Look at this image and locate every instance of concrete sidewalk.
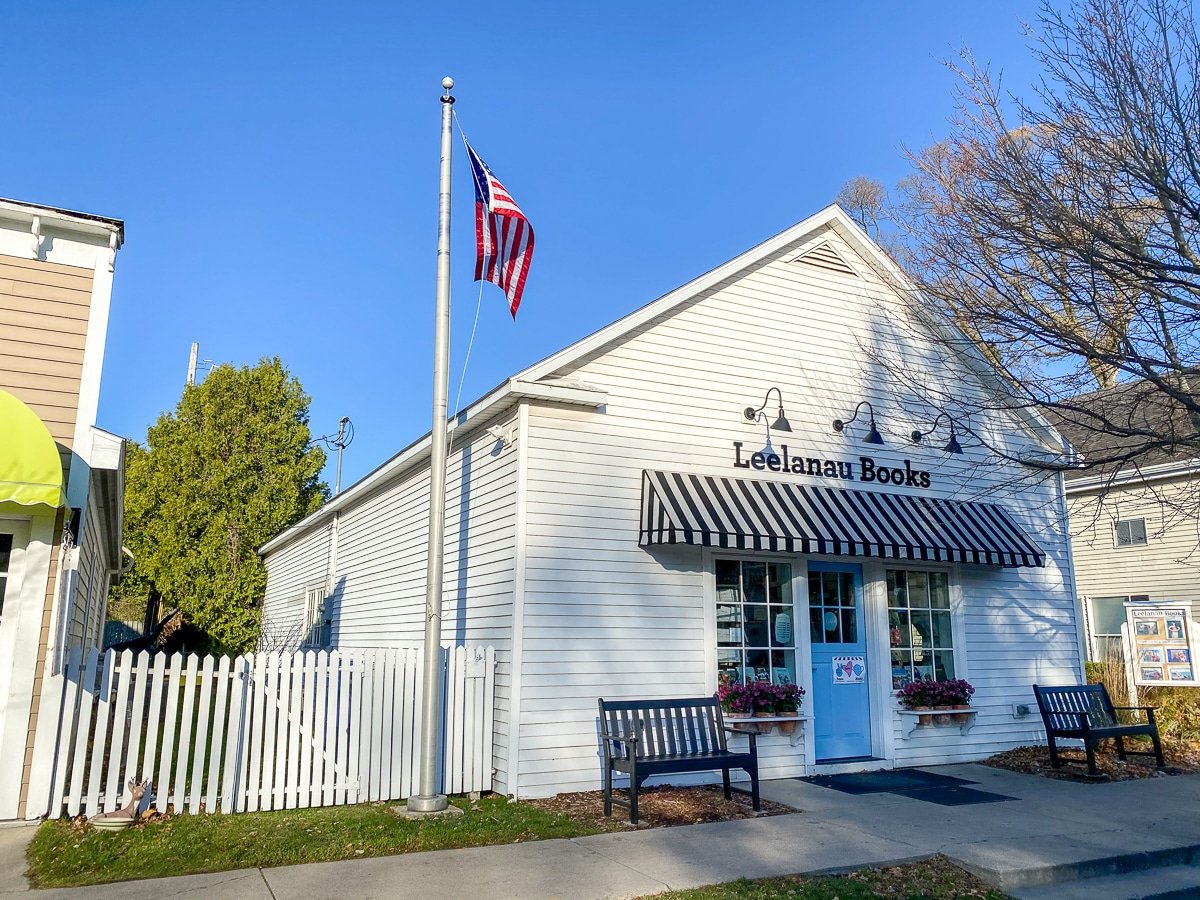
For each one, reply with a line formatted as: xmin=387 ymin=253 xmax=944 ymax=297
xmin=4 ymin=765 xmax=1200 ymax=898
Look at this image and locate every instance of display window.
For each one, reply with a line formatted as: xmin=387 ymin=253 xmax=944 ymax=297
xmin=716 ymin=559 xmax=797 ymax=686
xmin=888 ymin=569 xmax=955 ymax=687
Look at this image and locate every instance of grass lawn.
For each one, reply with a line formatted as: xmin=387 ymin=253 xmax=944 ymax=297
xmin=648 ymin=857 xmax=1010 ymax=899
xmin=27 ymin=795 xmax=604 ymax=888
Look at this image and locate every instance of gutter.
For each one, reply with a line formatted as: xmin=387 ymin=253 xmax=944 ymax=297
xmin=1064 ymin=458 xmax=1200 ymax=494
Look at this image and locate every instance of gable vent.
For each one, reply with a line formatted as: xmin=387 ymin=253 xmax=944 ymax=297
xmin=792 ymin=242 xmax=859 ymax=278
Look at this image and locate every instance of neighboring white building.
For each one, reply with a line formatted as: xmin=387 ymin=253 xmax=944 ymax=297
xmin=0 ymin=197 xmax=126 ymax=818
xmin=261 ymin=205 xmax=1082 ymax=799
xmin=1055 ymin=383 xmax=1200 ymax=660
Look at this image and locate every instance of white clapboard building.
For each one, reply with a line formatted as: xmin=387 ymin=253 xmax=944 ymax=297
xmin=260 ymin=205 xmax=1082 ymax=798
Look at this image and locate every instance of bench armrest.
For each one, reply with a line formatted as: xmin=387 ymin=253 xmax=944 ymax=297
xmin=598 ymin=730 xmax=638 ymax=746
xmin=723 ymin=725 xmax=759 ymax=753
xmin=1111 ymin=705 xmax=1158 ymax=726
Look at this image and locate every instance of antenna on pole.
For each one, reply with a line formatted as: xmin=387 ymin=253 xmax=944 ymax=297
xmin=311 ymin=417 xmax=355 ymax=494
xmin=186 ymin=342 xmax=214 ymax=387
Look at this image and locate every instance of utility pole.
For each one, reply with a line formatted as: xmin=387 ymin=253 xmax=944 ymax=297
xmin=186 ymin=342 xmax=199 ymax=386
xmin=334 ymin=416 xmax=350 ymax=494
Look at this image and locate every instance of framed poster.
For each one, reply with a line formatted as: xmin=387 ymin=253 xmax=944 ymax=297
xmin=832 ymin=655 xmax=866 ymax=684
xmin=1128 ymin=605 xmax=1199 ymax=687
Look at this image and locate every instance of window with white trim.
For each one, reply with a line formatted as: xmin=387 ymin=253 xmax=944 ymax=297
xmin=303 ymin=584 xmax=329 ymax=647
xmin=888 ymin=569 xmax=955 ymax=688
xmin=1088 ymin=594 xmax=1149 ymax=660
xmin=1115 ymin=518 xmax=1148 ymax=547
xmin=716 ymin=559 xmax=796 ymax=686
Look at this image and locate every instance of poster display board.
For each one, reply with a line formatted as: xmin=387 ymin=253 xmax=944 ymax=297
xmin=1127 ymin=606 xmax=1197 ymax=686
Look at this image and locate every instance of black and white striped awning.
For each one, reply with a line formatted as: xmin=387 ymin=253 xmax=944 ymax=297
xmin=639 ymin=470 xmax=1045 ymax=568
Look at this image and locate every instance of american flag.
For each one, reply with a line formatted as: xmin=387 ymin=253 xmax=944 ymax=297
xmin=464 ymin=140 xmax=534 ymax=317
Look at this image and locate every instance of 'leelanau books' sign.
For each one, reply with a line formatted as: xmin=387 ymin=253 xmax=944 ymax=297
xmin=1128 ymin=606 xmax=1197 ymax=686
xmin=732 ymin=442 xmax=933 ymax=489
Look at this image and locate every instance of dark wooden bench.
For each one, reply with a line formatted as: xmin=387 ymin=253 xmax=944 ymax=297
xmin=598 ymin=696 xmax=760 ymax=824
xmin=1032 ymin=683 xmax=1164 ymax=777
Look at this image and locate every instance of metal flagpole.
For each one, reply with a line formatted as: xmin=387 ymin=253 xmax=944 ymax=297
xmin=407 ymin=75 xmax=456 ymax=815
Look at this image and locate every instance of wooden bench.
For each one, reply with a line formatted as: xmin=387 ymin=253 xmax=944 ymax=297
xmin=1032 ymin=683 xmax=1164 ymax=777
xmin=598 ymin=697 xmax=760 ymax=824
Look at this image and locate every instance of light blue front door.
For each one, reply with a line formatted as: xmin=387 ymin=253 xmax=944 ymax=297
xmin=809 ymin=562 xmax=872 ymax=760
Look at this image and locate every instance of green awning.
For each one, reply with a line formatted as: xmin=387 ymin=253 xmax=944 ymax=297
xmin=0 ymin=388 xmax=66 ymax=510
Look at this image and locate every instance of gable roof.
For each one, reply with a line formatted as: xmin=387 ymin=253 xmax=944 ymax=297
xmin=1049 ymin=381 xmax=1200 ymax=485
xmin=262 ymin=204 xmax=1061 ymax=555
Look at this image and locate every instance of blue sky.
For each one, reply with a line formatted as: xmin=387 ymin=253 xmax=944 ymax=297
xmin=1 ymin=2 xmax=1044 ymax=488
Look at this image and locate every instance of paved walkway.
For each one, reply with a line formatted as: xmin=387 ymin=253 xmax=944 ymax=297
xmin=3 ymin=765 xmax=1199 ymax=898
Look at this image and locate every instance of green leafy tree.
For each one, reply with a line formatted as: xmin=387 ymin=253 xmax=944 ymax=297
xmin=113 ymin=358 xmax=327 ymax=652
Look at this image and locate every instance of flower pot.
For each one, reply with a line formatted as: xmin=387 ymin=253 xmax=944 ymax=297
xmin=951 ymin=704 xmax=971 ymax=725
xmin=910 ymin=706 xmax=934 ymax=726
xmin=725 ymin=711 xmax=751 ymax=720
xmin=777 ymin=711 xmax=799 ymax=735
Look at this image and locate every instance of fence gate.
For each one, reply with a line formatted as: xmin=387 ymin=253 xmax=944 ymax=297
xmin=25 ymin=645 xmax=495 ymax=819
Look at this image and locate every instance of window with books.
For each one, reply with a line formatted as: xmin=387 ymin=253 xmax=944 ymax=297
xmin=716 ymin=559 xmax=796 ymax=687
xmin=888 ymin=569 xmax=955 ymax=688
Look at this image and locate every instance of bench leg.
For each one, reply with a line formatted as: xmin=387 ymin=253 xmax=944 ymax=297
xmin=747 ymin=764 xmax=760 ymax=812
xmin=1047 ymin=735 xmax=1062 ymax=768
xmin=603 ymin=765 xmax=613 ymax=817
xmin=629 ymin=777 xmax=640 ymax=825
xmin=722 ymin=767 xmax=732 ymax=800
xmin=1085 ymin=740 xmax=1099 ymax=777
xmin=1114 ymin=736 xmax=1127 ymax=761
xmin=1152 ymin=731 xmax=1166 ymax=769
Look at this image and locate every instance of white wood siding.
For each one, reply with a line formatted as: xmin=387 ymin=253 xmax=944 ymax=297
xmin=261 ymin=520 xmax=332 ymax=643
xmin=514 ymin=226 xmax=1077 ymax=795
xmin=262 ymin=413 xmax=519 ymax=794
xmin=66 ymin=494 xmax=109 ymax=652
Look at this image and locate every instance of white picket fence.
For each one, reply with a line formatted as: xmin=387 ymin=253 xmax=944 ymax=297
xmin=25 ymin=645 xmax=495 ymax=819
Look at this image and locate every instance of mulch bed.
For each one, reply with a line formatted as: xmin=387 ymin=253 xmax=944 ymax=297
xmin=526 ymin=784 xmax=794 ymax=830
xmin=983 ymin=738 xmax=1200 ymax=782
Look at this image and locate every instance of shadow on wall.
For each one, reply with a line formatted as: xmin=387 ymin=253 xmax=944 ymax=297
xmin=324 ymin=574 xmax=347 ymax=648
xmin=454 ymin=440 xmax=474 ymax=647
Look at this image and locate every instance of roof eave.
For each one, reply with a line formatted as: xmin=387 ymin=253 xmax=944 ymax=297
xmin=0 ymin=197 xmax=124 ymax=248
xmin=258 ymin=378 xmax=608 ymax=556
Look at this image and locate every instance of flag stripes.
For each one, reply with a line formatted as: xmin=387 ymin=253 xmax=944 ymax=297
xmin=464 ymin=139 xmax=534 ymax=317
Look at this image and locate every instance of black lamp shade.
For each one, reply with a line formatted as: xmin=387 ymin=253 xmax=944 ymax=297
xmin=864 ymin=419 xmax=884 ymax=445
xmin=771 ymin=411 xmax=792 ymax=432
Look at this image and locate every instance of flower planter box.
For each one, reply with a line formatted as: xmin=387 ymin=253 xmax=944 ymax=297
xmin=897 ymin=707 xmax=977 ymax=738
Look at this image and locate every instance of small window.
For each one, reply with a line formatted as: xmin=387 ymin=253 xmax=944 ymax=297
xmin=303 ymin=584 xmax=329 ymax=647
xmin=1115 ymin=518 xmax=1148 ymax=547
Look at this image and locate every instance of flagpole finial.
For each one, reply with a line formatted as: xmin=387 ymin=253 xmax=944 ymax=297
xmin=442 ymin=76 xmax=454 ymax=96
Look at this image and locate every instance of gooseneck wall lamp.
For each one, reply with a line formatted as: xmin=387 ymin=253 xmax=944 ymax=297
xmin=911 ymin=414 xmax=964 ymax=454
xmin=743 ymin=387 xmax=793 ymax=433
xmin=832 ymin=401 xmax=884 ymax=445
